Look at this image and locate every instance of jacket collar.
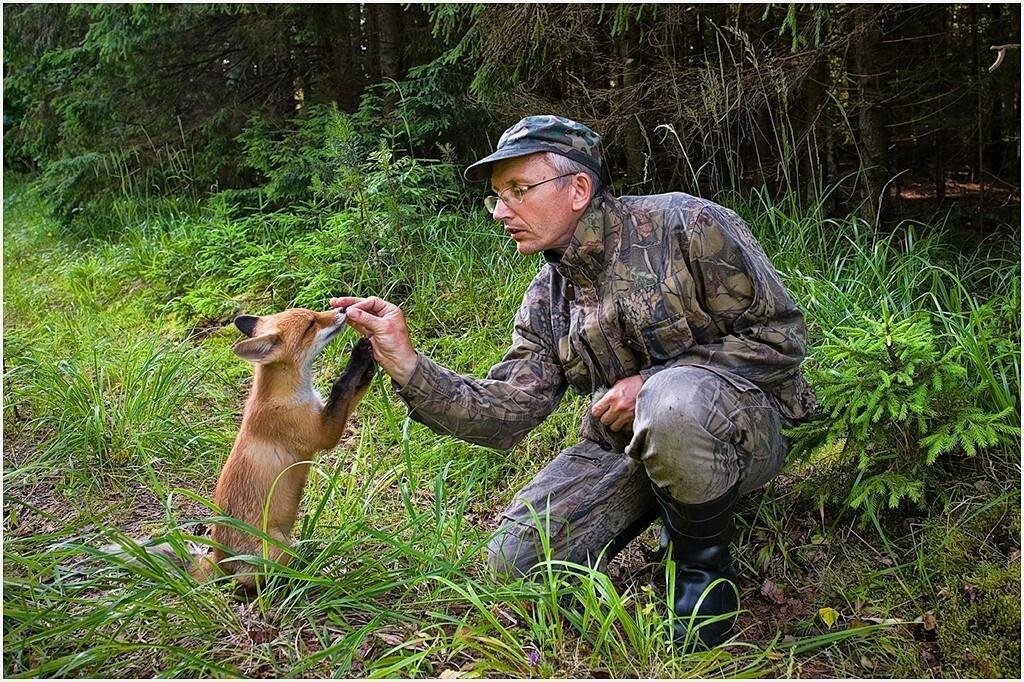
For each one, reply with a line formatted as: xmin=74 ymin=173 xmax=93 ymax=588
xmin=543 ymin=192 xmax=623 ymax=284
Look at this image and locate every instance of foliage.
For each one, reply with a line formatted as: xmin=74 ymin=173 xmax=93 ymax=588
xmin=4 ymin=158 xmax=1019 ymax=677
xmin=786 ymin=310 xmax=1019 ymax=521
xmin=5 ymin=4 xmax=1019 ymax=228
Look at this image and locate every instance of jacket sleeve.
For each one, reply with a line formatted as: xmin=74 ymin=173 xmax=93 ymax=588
xmin=640 ymin=205 xmax=808 ymax=388
xmin=394 ymin=270 xmax=567 ymax=451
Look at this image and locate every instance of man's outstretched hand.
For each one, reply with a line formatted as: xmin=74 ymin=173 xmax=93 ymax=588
xmin=330 ymin=296 xmax=418 ymax=386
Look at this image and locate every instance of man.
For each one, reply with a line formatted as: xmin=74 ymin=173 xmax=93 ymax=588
xmin=332 ymin=115 xmax=816 ymax=647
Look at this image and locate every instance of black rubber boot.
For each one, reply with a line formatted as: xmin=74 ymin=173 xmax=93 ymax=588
xmin=595 ymin=506 xmax=660 ymax=568
xmin=653 ymin=483 xmax=740 ymax=649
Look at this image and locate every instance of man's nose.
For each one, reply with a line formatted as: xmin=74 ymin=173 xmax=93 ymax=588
xmin=492 ymin=197 xmax=515 ymax=221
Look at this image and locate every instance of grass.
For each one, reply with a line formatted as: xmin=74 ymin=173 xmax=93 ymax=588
xmin=3 ymin=174 xmax=1019 ymax=678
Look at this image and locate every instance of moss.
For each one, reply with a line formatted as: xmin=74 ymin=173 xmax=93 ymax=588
xmin=935 ymin=564 xmax=1021 ymax=678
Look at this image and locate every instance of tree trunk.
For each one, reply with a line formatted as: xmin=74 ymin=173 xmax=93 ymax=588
xmin=618 ymin=20 xmax=645 ymax=188
xmin=800 ymin=52 xmax=829 ymax=207
xmin=853 ymin=6 xmax=891 ymax=226
xmin=310 ymin=5 xmax=359 ymax=110
xmin=362 ymin=4 xmax=381 ymax=86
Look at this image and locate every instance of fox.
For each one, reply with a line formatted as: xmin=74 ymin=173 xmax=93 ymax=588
xmin=184 ymin=307 xmax=376 ymax=589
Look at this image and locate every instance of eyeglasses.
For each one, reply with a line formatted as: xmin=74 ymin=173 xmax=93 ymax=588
xmin=484 ymin=172 xmax=578 ymax=212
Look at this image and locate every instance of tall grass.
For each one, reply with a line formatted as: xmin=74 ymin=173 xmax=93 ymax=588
xmin=3 ymin=143 xmax=1019 ymax=679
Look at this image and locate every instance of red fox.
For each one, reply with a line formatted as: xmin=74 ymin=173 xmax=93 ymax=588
xmin=187 ymin=307 xmax=376 ymax=589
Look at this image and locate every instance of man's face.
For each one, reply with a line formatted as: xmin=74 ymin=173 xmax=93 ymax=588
xmin=489 ymin=154 xmax=584 ymax=256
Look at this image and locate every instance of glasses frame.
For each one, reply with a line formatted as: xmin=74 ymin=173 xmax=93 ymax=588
xmin=484 ymin=172 xmax=579 ymax=212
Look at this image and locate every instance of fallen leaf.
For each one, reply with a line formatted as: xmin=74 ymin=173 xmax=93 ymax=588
xmin=921 ymin=648 xmax=941 ymax=670
xmin=810 ymin=533 xmax=826 ymax=545
xmin=961 ymin=584 xmax=980 ymax=603
xmin=439 ymin=670 xmax=462 ymax=679
xmin=375 ymin=631 xmax=406 ymax=647
xmin=247 ymin=626 xmax=278 ymax=644
xmin=879 ymin=555 xmax=894 ymax=567
xmin=921 ymin=611 xmax=937 ymax=631
xmin=492 ymin=605 xmax=518 ymax=626
xmin=781 ymin=634 xmax=796 ymax=645
xmin=818 ymin=607 xmax=840 ymax=628
xmin=859 ymin=654 xmax=876 ymax=670
xmin=1009 ymin=549 xmax=1020 ymax=564
xmin=761 ymin=579 xmax=787 ymax=605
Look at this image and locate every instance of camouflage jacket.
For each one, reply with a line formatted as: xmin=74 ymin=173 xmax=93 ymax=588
xmin=395 ymin=192 xmax=817 ymax=452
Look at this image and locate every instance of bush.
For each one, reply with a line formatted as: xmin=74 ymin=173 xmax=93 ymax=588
xmin=787 ymin=309 xmax=1019 ymax=521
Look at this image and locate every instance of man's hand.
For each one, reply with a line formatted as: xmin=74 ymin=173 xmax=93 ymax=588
xmin=329 ymin=296 xmax=417 ymax=386
xmin=591 ymin=375 xmax=644 ymax=432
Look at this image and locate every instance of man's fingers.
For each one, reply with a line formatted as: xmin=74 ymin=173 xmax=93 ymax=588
xmin=348 ymin=296 xmax=393 ymax=315
xmin=330 ymin=296 xmax=363 ymax=309
xmin=609 ymin=413 xmax=632 ymax=432
xmin=345 ymin=307 xmax=388 ymax=333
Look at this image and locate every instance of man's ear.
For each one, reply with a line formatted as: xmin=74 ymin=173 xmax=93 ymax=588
xmin=234 ymin=315 xmax=260 ymax=337
xmin=232 ymin=333 xmax=281 ymax=363
xmin=571 ymin=172 xmax=593 ymax=211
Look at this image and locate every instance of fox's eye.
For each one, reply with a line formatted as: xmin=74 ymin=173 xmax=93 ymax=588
xmin=303 ymin=318 xmax=316 ymax=336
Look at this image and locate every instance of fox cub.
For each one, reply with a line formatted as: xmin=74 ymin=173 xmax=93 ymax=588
xmin=191 ymin=307 xmax=375 ymax=588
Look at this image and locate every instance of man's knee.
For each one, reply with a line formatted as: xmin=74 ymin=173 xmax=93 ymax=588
xmin=634 ymin=367 xmax=737 ymax=503
xmin=637 ymin=366 xmax=719 ymax=443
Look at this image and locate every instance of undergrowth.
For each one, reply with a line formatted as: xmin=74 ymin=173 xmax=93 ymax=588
xmin=3 ymin=138 xmax=1019 ymax=679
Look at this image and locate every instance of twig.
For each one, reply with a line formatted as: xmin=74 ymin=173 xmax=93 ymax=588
xmin=988 ymin=44 xmax=1020 ymax=72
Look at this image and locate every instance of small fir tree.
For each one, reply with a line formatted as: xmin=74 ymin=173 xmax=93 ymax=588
xmin=787 ymin=309 xmax=1018 ymax=522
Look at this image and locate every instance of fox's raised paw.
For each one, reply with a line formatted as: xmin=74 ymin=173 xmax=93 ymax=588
xmin=343 ymin=337 xmax=377 ymax=385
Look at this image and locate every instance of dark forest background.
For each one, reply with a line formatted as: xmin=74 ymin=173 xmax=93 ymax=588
xmin=3 ymin=3 xmax=1021 ymax=229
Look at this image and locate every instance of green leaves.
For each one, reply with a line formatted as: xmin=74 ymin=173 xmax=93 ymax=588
xmin=791 ymin=310 xmax=1020 ymax=523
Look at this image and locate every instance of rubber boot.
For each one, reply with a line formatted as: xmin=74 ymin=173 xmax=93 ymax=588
xmin=653 ymin=483 xmax=740 ymax=649
xmin=593 ymin=506 xmax=660 ymax=569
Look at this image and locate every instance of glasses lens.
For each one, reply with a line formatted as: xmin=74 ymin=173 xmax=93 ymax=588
xmin=484 ymin=195 xmax=498 ymax=212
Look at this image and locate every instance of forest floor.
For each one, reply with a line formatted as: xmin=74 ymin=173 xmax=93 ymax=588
xmin=4 ymin=178 xmax=1019 ymax=678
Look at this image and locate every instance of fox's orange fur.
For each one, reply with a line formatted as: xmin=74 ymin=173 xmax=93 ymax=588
xmin=191 ymin=307 xmax=375 ymax=589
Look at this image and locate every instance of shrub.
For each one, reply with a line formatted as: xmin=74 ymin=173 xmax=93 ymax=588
xmin=787 ymin=309 xmax=1019 ymax=521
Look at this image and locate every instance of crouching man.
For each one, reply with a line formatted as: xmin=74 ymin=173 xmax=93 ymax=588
xmin=333 ymin=115 xmax=816 ymax=648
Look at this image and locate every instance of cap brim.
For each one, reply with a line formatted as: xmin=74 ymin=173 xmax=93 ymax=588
xmin=463 ymin=143 xmax=556 ymax=182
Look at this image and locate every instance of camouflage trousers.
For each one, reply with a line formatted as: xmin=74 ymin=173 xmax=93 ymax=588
xmin=487 ymin=365 xmax=791 ymax=576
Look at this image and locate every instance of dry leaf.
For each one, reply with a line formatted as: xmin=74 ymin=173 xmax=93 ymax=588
xmin=439 ymin=670 xmax=462 ymax=679
xmin=247 ymin=626 xmax=278 ymax=644
xmin=374 ymin=631 xmax=406 ymax=647
xmin=921 ymin=611 xmax=937 ymax=631
xmin=761 ymin=579 xmax=787 ymax=605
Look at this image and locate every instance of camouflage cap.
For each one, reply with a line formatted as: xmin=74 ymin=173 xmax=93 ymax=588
xmin=464 ymin=115 xmax=604 ymax=182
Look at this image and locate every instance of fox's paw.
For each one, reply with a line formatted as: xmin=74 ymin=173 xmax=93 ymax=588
xmin=344 ymin=337 xmax=377 ymax=386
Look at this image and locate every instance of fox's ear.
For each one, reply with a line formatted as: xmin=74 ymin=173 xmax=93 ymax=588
xmin=234 ymin=315 xmax=260 ymax=337
xmin=232 ymin=333 xmax=281 ymax=363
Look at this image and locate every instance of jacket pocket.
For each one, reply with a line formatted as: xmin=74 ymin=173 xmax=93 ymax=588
xmin=617 ymin=287 xmax=695 ymax=365
xmin=639 ymin=312 xmax=694 ymax=361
